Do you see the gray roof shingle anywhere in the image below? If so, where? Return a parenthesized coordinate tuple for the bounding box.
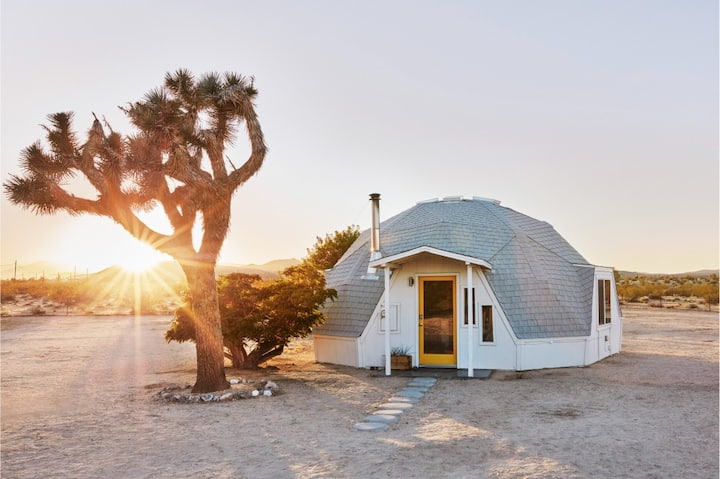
(315, 197, 595, 339)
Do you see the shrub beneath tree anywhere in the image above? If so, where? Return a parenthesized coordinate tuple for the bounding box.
(166, 226, 360, 368)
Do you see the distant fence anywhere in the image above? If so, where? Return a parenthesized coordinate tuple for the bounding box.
(0, 262, 89, 281)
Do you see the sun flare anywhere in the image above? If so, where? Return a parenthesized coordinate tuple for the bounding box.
(117, 241, 168, 273)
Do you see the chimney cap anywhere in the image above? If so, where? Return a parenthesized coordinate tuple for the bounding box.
(369, 193, 381, 200)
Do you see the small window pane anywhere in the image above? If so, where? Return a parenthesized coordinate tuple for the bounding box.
(597, 280, 605, 325)
(604, 280, 612, 324)
(598, 279, 612, 325)
(463, 288, 476, 325)
(482, 305, 493, 342)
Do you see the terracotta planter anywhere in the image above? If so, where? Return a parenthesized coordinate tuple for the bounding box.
(391, 355, 412, 370)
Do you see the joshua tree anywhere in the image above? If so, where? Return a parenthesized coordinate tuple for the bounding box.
(4, 69, 267, 393)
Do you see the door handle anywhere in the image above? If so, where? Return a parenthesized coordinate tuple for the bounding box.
(418, 314, 423, 327)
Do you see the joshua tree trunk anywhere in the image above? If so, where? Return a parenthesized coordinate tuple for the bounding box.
(182, 262, 230, 393)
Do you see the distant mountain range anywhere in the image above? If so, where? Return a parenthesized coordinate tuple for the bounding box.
(1, 259, 301, 281)
(2, 259, 716, 282)
(616, 269, 718, 279)
(217, 259, 301, 278)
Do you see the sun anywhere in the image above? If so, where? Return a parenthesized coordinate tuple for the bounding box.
(118, 241, 168, 273)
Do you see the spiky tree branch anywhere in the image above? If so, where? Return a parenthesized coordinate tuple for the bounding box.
(4, 69, 267, 393)
(6, 70, 267, 264)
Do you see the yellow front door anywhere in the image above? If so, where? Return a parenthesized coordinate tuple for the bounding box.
(418, 276, 457, 366)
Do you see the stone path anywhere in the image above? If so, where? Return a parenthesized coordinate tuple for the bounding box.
(353, 377, 437, 431)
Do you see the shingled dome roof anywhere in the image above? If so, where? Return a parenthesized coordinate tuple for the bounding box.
(316, 196, 596, 340)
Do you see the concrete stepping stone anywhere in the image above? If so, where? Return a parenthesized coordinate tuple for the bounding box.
(405, 385, 430, 392)
(396, 389, 424, 399)
(387, 396, 419, 403)
(365, 414, 399, 424)
(373, 409, 404, 416)
(409, 378, 436, 386)
(411, 376, 437, 382)
(409, 379, 433, 384)
(378, 402, 413, 410)
(353, 422, 388, 431)
(354, 376, 440, 431)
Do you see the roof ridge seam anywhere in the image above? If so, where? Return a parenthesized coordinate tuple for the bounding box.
(524, 233, 590, 266)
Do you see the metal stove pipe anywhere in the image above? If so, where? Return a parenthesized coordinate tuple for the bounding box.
(369, 193, 381, 260)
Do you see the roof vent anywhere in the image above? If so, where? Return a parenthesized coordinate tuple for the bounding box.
(472, 196, 501, 205)
(417, 195, 501, 205)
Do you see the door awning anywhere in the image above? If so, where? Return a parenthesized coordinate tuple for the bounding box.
(368, 246, 492, 270)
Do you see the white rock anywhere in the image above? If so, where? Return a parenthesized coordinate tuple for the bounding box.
(251, 389, 260, 397)
(230, 378, 240, 385)
(264, 380, 278, 391)
(219, 392, 233, 401)
(263, 390, 272, 397)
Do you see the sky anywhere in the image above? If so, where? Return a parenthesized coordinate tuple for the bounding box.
(1, 0, 718, 276)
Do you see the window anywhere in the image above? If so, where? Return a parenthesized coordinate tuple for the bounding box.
(463, 288, 476, 325)
(598, 279, 612, 325)
(463, 289, 493, 342)
(481, 305, 493, 342)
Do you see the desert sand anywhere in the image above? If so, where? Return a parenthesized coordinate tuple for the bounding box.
(1, 304, 717, 478)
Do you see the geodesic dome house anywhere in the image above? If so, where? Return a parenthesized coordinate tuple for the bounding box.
(313, 195, 622, 375)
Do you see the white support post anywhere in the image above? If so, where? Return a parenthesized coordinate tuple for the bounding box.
(466, 262, 474, 378)
(384, 265, 392, 376)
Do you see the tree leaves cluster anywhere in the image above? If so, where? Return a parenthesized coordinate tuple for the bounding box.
(166, 225, 360, 368)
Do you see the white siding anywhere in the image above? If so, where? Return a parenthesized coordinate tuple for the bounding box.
(357, 254, 520, 370)
(312, 335, 360, 367)
(359, 300, 404, 367)
(583, 267, 623, 365)
(347, 259, 623, 372)
(517, 338, 588, 370)
(458, 269, 518, 370)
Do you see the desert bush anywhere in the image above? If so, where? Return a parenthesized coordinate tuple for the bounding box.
(617, 273, 718, 307)
(166, 226, 360, 369)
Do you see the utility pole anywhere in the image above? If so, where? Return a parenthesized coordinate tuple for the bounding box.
(13, 260, 17, 281)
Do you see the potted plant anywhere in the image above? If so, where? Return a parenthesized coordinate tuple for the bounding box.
(390, 346, 412, 370)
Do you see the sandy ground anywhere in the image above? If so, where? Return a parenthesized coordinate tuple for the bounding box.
(1, 305, 717, 479)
